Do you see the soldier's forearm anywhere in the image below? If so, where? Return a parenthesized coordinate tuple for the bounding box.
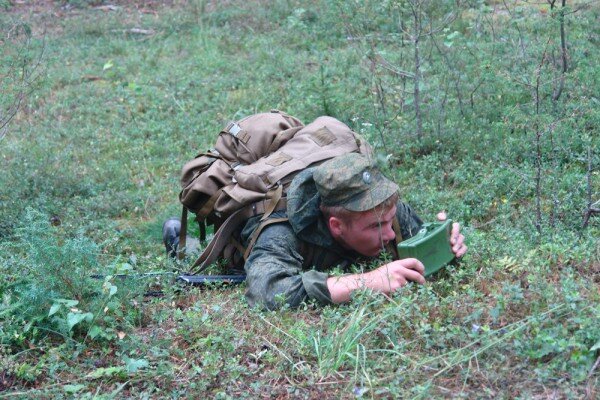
(326, 274, 368, 303)
(326, 269, 391, 303)
(326, 258, 426, 303)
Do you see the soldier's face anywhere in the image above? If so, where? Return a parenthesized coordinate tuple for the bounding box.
(336, 204, 397, 257)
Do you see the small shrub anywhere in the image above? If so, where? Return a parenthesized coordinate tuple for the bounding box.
(0, 209, 141, 346)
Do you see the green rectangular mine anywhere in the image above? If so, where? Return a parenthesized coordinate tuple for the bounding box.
(397, 219, 455, 276)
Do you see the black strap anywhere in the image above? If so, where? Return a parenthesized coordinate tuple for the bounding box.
(197, 218, 206, 242)
(178, 207, 188, 260)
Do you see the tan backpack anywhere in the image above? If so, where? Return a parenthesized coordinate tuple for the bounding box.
(178, 110, 372, 273)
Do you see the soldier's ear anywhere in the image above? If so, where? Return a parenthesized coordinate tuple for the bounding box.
(328, 216, 344, 238)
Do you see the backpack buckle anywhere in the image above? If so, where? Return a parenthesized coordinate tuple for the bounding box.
(231, 162, 244, 184)
(225, 122, 242, 137)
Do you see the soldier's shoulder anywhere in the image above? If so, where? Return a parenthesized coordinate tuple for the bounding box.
(251, 220, 300, 255)
(258, 219, 296, 240)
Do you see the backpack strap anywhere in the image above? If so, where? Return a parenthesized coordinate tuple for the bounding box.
(223, 121, 256, 161)
(189, 207, 251, 273)
(243, 183, 286, 259)
(260, 184, 283, 221)
(243, 217, 289, 260)
(224, 121, 250, 143)
(188, 197, 289, 273)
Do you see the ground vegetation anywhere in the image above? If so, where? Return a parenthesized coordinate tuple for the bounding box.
(0, 1, 598, 398)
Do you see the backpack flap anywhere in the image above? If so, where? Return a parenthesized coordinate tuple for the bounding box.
(216, 184, 266, 217)
(180, 158, 234, 214)
(180, 151, 219, 189)
(232, 116, 367, 194)
(213, 111, 304, 165)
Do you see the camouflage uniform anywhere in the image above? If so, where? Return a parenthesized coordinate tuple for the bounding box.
(241, 154, 423, 310)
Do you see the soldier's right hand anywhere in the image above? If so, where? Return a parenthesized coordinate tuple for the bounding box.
(327, 258, 425, 303)
(369, 258, 426, 293)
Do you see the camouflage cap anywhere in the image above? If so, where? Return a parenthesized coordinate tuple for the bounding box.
(314, 153, 399, 212)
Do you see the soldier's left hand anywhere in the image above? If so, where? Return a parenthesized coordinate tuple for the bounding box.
(437, 211, 467, 258)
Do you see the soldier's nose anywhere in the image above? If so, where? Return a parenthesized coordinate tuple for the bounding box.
(381, 225, 396, 242)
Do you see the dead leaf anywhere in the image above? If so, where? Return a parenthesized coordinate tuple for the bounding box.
(82, 75, 104, 82)
(139, 8, 159, 16)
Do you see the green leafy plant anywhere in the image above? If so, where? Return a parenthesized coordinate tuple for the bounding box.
(0, 209, 141, 345)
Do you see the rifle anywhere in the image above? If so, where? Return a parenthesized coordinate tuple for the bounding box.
(90, 272, 246, 296)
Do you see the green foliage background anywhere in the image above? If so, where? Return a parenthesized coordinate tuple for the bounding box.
(0, 0, 598, 398)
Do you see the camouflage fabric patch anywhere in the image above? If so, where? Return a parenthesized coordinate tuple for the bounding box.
(310, 126, 336, 146)
(265, 152, 292, 167)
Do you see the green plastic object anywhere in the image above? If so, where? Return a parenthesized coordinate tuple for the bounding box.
(397, 219, 455, 277)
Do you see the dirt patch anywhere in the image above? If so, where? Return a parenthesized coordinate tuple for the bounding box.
(4, 0, 177, 36)
(0, 371, 17, 392)
(6, 0, 176, 15)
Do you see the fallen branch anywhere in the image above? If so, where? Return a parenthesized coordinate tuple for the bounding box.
(588, 354, 600, 379)
(93, 5, 119, 11)
(582, 201, 600, 229)
(128, 28, 156, 36)
(583, 145, 598, 229)
(81, 75, 104, 82)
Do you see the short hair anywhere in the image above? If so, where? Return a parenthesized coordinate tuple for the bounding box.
(320, 192, 399, 224)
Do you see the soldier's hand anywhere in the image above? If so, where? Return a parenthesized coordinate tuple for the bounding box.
(327, 258, 425, 303)
(370, 258, 426, 293)
(437, 211, 467, 258)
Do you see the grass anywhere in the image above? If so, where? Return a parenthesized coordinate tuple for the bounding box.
(1, 0, 599, 398)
